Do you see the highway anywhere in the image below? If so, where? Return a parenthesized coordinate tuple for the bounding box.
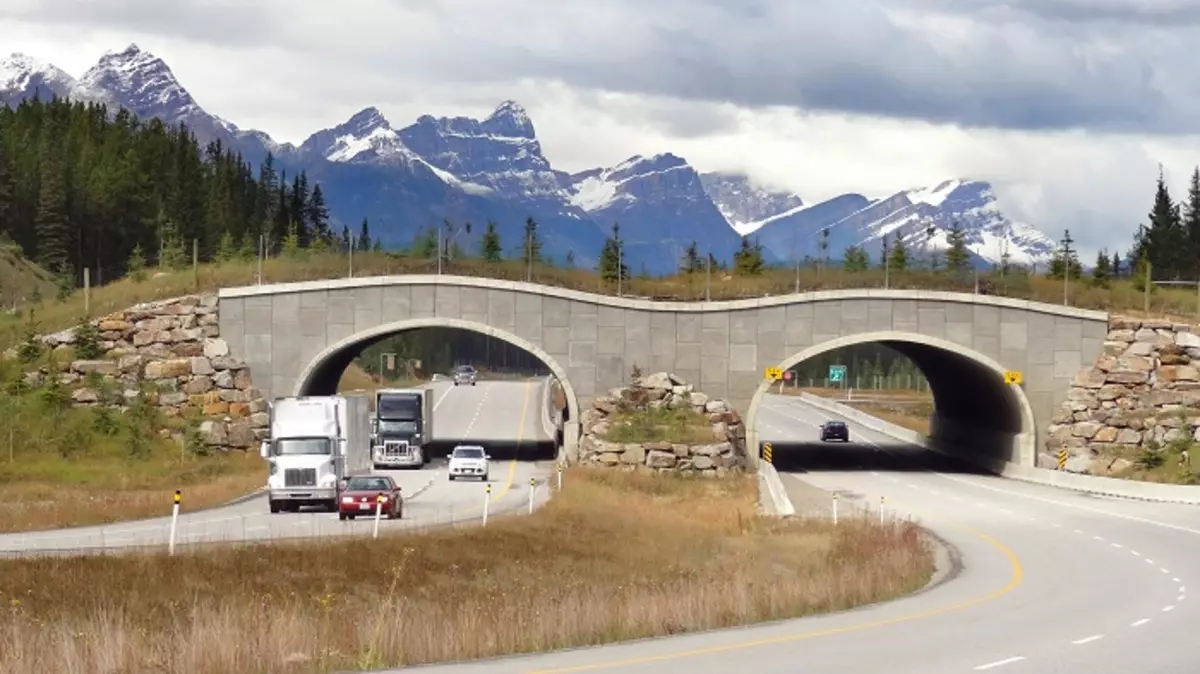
(0, 379, 556, 555)
(381, 392, 1200, 674)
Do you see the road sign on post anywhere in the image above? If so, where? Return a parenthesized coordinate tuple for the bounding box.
(1004, 370, 1024, 385)
(1057, 449, 1068, 470)
(762, 442, 773, 463)
(764, 366, 783, 381)
(828, 365, 847, 383)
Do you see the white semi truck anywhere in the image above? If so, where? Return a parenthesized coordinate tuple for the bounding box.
(260, 394, 372, 513)
(371, 388, 434, 468)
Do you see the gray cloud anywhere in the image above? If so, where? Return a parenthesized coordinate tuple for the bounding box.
(5, 0, 1198, 135)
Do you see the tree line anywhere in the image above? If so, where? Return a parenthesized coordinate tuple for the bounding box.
(0, 96, 379, 296)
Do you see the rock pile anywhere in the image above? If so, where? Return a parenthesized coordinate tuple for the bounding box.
(577, 371, 747, 476)
(1049, 315, 1200, 474)
(13, 294, 267, 450)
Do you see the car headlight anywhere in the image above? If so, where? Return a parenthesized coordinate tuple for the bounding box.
(341, 496, 354, 504)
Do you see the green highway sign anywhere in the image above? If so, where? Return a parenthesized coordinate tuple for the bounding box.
(828, 365, 847, 383)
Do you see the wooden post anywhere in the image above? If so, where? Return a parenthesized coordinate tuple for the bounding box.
(82, 268, 90, 317)
(192, 238, 199, 289)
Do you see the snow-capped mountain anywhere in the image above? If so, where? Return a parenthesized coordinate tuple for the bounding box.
(565, 154, 744, 270)
(0, 53, 76, 107)
(750, 180, 1055, 267)
(699, 173, 805, 236)
(0, 44, 1057, 273)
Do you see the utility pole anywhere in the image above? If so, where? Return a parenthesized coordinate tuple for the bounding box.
(705, 253, 712, 301)
(525, 228, 533, 282)
(436, 227, 443, 275)
(616, 235, 623, 297)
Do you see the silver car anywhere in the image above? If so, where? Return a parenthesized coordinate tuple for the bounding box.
(452, 365, 477, 386)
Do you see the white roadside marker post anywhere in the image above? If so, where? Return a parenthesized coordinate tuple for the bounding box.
(529, 477, 536, 514)
(168, 490, 181, 556)
(483, 483, 492, 527)
(832, 492, 838, 525)
(373, 494, 384, 540)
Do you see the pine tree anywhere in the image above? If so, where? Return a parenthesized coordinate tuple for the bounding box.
(598, 223, 628, 282)
(680, 241, 702, 274)
(944, 222, 971, 276)
(341, 224, 352, 251)
(1110, 251, 1121, 278)
(842, 245, 869, 272)
(733, 236, 765, 275)
(307, 184, 330, 245)
(888, 233, 909, 272)
(281, 219, 302, 259)
(1142, 167, 1186, 278)
(34, 151, 69, 274)
(1091, 248, 1112, 287)
(879, 234, 890, 270)
(817, 227, 830, 270)
(0, 142, 12, 237)
(1048, 229, 1082, 279)
(522, 216, 542, 264)
(357, 217, 372, 252)
(215, 230, 236, 263)
(480, 221, 502, 262)
(410, 226, 438, 259)
(1184, 167, 1200, 275)
(565, 250, 575, 267)
(127, 244, 147, 282)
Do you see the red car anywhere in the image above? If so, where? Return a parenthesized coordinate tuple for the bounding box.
(337, 475, 403, 521)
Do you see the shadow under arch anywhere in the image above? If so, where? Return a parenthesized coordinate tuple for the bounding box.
(745, 331, 1037, 471)
(293, 317, 581, 426)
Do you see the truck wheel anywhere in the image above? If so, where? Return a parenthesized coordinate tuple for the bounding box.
(269, 500, 281, 514)
(338, 513, 348, 521)
(449, 474, 455, 481)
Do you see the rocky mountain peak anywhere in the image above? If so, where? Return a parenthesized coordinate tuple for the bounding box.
(482, 99, 534, 139)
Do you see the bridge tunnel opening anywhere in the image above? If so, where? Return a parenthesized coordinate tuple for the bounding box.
(296, 322, 575, 463)
(751, 334, 1033, 475)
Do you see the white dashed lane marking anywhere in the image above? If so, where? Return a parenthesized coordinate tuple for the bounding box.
(974, 656, 1025, 670)
(1131, 618, 1151, 627)
(1071, 635, 1103, 645)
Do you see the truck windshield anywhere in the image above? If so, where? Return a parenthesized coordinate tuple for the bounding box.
(377, 420, 417, 434)
(378, 396, 420, 419)
(272, 438, 332, 456)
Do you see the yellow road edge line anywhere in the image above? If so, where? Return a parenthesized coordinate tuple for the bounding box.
(524, 501, 1024, 672)
(452, 380, 531, 516)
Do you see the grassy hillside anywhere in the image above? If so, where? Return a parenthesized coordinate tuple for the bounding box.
(0, 238, 58, 311)
(0, 250, 1193, 356)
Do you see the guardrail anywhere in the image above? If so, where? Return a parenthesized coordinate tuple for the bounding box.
(796, 392, 1200, 506)
(757, 461, 796, 517)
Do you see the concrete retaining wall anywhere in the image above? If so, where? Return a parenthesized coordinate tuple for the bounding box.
(796, 392, 1200, 505)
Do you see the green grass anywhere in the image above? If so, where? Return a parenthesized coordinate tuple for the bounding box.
(599, 406, 719, 444)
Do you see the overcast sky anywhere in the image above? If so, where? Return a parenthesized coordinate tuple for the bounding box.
(4, 0, 1200, 257)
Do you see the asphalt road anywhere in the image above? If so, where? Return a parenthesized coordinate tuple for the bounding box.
(0, 379, 555, 554)
(378, 392, 1200, 674)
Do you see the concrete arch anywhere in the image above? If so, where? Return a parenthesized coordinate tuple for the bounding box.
(293, 317, 581, 425)
(745, 331, 1037, 469)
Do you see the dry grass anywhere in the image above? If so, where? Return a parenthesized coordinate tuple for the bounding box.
(0, 450, 265, 533)
(853, 405, 933, 436)
(2, 250, 1199, 353)
(0, 468, 933, 673)
(792, 387, 933, 402)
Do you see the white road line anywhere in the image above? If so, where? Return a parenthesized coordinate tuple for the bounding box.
(1144, 558, 1155, 565)
(1178, 595, 1186, 601)
(1073, 529, 1084, 534)
(1111, 543, 1123, 548)
(1131, 618, 1150, 627)
(974, 656, 1025, 670)
(432, 385, 455, 410)
(1163, 605, 1175, 612)
(1093, 535, 1104, 541)
(1131, 550, 1141, 556)
(1180, 585, 1186, 592)
(1072, 635, 1103, 645)
(1161, 568, 1170, 574)
(1174, 578, 1182, 584)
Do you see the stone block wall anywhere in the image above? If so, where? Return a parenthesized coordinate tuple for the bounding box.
(1048, 315, 1200, 474)
(12, 294, 268, 450)
(576, 371, 747, 476)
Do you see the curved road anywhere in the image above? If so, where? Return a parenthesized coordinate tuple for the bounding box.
(0, 379, 555, 555)
(379, 392, 1200, 673)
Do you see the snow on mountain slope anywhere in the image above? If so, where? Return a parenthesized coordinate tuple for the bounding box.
(0, 53, 76, 106)
(567, 153, 744, 271)
(698, 172, 804, 235)
(72, 44, 201, 122)
(752, 180, 1053, 268)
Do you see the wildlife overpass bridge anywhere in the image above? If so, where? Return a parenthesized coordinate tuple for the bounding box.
(217, 275, 1108, 469)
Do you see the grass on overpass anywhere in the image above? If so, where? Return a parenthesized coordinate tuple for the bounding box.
(0, 468, 932, 673)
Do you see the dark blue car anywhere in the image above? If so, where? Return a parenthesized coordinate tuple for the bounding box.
(820, 420, 849, 442)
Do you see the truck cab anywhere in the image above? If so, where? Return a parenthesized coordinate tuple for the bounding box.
(262, 395, 371, 513)
(372, 388, 433, 469)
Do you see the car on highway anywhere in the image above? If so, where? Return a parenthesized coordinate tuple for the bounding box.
(452, 364, 478, 386)
(819, 420, 849, 442)
(448, 444, 490, 481)
(336, 475, 403, 521)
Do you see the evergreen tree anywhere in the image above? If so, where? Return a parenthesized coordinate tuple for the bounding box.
(1048, 229, 1083, 279)
(680, 241, 702, 274)
(357, 217, 372, 252)
(733, 236, 765, 275)
(817, 227, 830, 269)
(0, 142, 12, 237)
(888, 233, 909, 272)
(522, 216, 542, 264)
(33, 150, 69, 274)
(1111, 251, 1122, 278)
(1091, 249, 1112, 287)
(479, 221, 502, 262)
(341, 224, 352, 251)
(597, 222, 628, 282)
(879, 234, 890, 270)
(1140, 167, 1186, 278)
(307, 183, 330, 245)
(944, 222, 971, 276)
(565, 249, 575, 267)
(842, 244, 869, 272)
(1184, 166, 1200, 275)
(410, 226, 438, 259)
(215, 230, 236, 263)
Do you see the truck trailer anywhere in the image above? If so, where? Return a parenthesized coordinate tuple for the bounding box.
(260, 393, 372, 513)
(371, 388, 434, 468)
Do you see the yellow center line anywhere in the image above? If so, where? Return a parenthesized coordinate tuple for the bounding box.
(449, 380, 531, 516)
(524, 495, 1024, 673)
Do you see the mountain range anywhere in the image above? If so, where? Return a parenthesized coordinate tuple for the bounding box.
(0, 44, 1057, 274)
